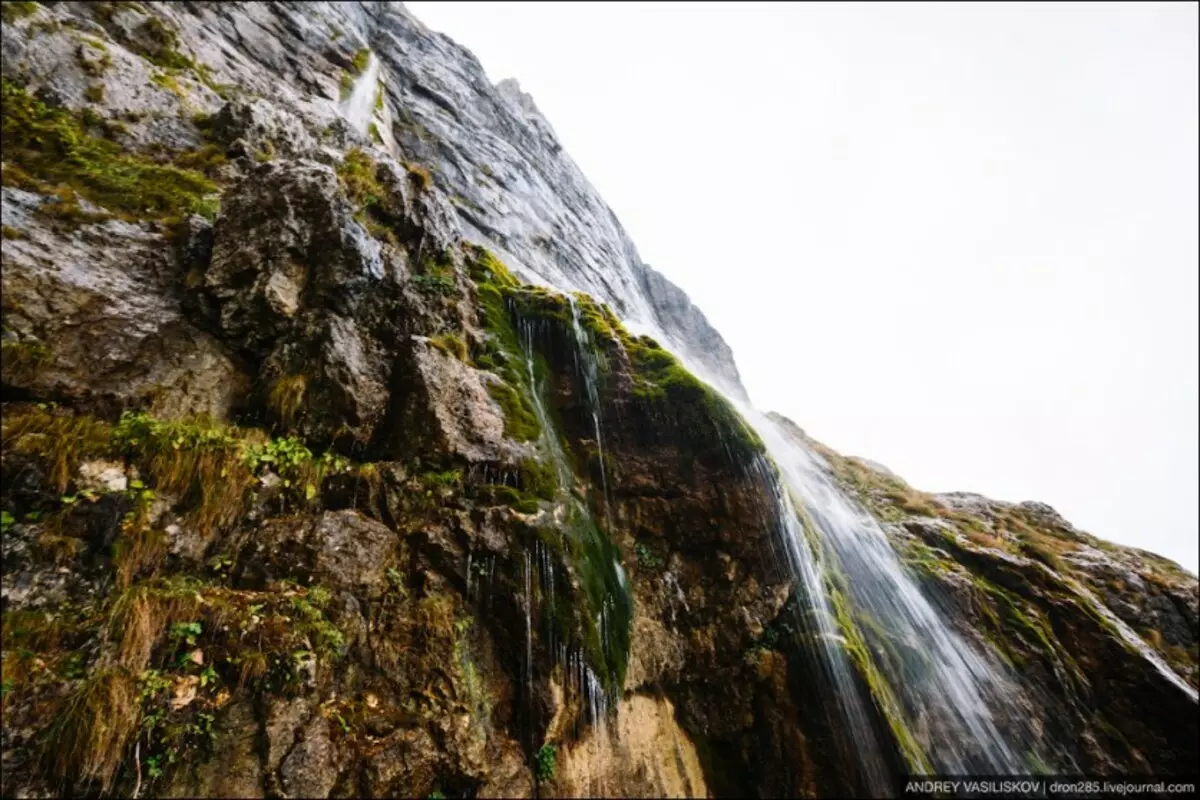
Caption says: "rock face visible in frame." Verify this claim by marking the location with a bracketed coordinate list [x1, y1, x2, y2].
[0, 2, 1196, 799]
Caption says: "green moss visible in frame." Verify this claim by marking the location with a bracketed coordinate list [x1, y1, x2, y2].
[350, 47, 370, 74]
[77, 40, 114, 77]
[466, 249, 543, 443]
[374, 82, 385, 112]
[429, 332, 469, 362]
[487, 380, 540, 442]
[1, 225, 21, 239]
[412, 273, 456, 297]
[519, 457, 558, 501]
[253, 140, 276, 163]
[368, 121, 383, 145]
[336, 147, 383, 210]
[828, 583, 932, 774]
[174, 144, 227, 175]
[84, 83, 105, 103]
[0, 78, 218, 221]
[2, 1, 39, 23]
[478, 484, 541, 514]
[339, 72, 354, 102]
[150, 70, 186, 98]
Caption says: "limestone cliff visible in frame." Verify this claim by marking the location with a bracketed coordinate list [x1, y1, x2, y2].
[1, 2, 1195, 798]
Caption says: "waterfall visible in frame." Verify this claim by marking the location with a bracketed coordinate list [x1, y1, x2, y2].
[747, 407, 1031, 774]
[339, 51, 381, 137]
[540, 283, 1044, 779]
[514, 312, 633, 713]
[568, 295, 611, 512]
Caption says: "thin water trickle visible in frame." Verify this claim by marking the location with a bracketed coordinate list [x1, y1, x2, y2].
[524, 547, 534, 716]
[338, 51, 381, 137]
[568, 296, 611, 511]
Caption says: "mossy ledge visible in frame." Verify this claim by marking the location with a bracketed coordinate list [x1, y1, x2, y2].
[1, 78, 219, 221]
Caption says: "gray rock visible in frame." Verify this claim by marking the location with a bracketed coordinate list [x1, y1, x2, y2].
[384, 337, 528, 465]
[251, 510, 399, 599]
[0, 187, 248, 419]
[209, 97, 318, 159]
[279, 711, 339, 799]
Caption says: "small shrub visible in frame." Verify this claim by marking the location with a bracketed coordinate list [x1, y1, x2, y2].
[535, 743, 556, 781]
[405, 162, 433, 191]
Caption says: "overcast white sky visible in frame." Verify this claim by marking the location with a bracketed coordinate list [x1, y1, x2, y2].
[407, 1, 1199, 573]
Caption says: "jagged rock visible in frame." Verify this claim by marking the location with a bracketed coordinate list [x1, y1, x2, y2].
[0, 187, 247, 419]
[204, 161, 382, 354]
[164, 700, 264, 799]
[384, 338, 524, 464]
[279, 712, 339, 799]
[245, 510, 398, 598]
[208, 97, 318, 159]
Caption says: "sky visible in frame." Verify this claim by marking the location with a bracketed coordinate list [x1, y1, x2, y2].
[406, 1, 1200, 573]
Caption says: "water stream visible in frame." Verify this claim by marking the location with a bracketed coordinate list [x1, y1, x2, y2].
[339, 51, 381, 137]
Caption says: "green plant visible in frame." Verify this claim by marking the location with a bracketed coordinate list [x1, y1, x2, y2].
[1, 510, 15, 533]
[1, 78, 219, 220]
[350, 47, 370, 73]
[535, 743, 556, 780]
[635, 542, 664, 570]
[412, 273, 456, 297]
[84, 83, 105, 103]
[169, 620, 202, 646]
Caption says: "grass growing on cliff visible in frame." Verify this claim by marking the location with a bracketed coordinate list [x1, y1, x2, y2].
[267, 373, 308, 430]
[42, 667, 140, 794]
[466, 246, 542, 442]
[1, 337, 52, 386]
[0, 79, 218, 218]
[0, 78, 218, 220]
[2, 2, 39, 24]
[2, 405, 114, 492]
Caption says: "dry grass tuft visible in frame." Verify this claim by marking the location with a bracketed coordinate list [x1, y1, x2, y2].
[43, 667, 140, 793]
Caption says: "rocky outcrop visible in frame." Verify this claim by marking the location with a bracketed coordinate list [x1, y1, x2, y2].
[1, 2, 1196, 799]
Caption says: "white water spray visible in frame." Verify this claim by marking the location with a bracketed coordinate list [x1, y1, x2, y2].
[339, 51, 380, 137]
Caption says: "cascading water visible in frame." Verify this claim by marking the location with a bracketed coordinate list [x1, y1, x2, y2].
[748, 408, 1034, 774]
[513, 311, 633, 725]
[534, 282, 1052, 782]
[567, 296, 611, 511]
[339, 51, 381, 137]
